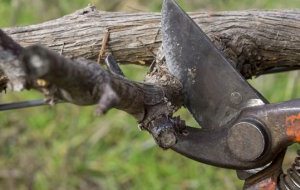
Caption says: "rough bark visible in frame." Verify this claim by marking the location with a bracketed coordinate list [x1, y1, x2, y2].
[4, 5, 300, 78]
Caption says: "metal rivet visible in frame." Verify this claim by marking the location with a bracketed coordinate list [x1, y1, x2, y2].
[230, 92, 243, 105]
[227, 121, 266, 161]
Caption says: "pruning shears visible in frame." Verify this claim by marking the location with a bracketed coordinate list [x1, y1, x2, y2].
[161, 0, 300, 189]
[1, 0, 300, 189]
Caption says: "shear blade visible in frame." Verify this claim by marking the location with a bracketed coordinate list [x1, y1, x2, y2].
[162, 0, 264, 130]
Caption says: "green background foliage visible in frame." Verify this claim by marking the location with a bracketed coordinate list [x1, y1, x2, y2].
[0, 0, 299, 189]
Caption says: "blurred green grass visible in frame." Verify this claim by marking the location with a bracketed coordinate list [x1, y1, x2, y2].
[0, 0, 299, 190]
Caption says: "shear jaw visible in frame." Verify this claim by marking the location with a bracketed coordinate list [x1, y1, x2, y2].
[161, 0, 284, 170]
[162, 0, 265, 131]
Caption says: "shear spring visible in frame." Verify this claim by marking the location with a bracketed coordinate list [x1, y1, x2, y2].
[279, 150, 300, 190]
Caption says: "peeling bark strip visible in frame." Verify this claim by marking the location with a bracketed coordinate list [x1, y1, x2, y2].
[3, 5, 300, 77]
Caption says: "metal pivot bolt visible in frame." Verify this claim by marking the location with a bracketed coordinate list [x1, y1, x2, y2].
[227, 120, 267, 162]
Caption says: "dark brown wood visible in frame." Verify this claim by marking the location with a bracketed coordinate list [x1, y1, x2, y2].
[21, 45, 185, 148]
[3, 5, 300, 78]
[0, 29, 184, 148]
[0, 30, 25, 92]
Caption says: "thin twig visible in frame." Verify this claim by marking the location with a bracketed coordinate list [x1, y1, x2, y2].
[60, 42, 65, 55]
[153, 29, 160, 43]
[136, 37, 156, 57]
[97, 28, 110, 64]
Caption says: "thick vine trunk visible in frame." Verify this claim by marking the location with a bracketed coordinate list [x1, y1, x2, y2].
[0, 30, 183, 148]
[4, 6, 300, 77]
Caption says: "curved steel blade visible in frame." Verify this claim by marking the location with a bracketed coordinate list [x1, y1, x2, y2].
[162, 0, 265, 130]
